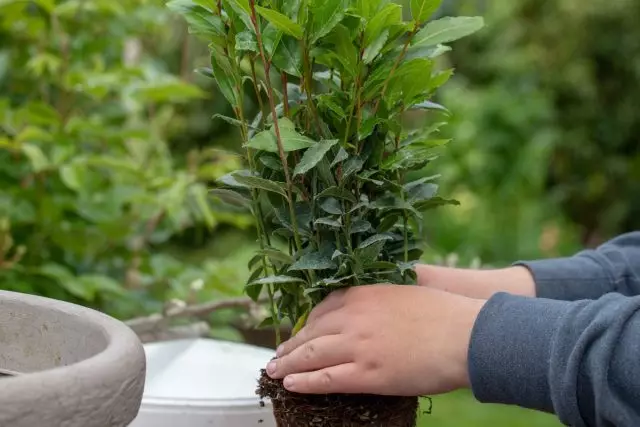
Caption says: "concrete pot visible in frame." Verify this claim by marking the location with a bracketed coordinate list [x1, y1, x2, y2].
[0, 290, 146, 427]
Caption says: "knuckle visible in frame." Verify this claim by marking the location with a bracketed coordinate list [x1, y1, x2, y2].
[303, 342, 316, 361]
[362, 357, 380, 372]
[318, 371, 332, 389]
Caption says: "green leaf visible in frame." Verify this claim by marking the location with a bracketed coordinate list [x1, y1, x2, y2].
[218, 170, 252, 188]
[411, 0, 442, 24]
[277, 118, 317, 150]
[358, 234, 394, 249]
[379, 214, 400, 232]
[258, 247, 294, 265]
[21, 143, 49, 172]
[245, 129, 278, 152]
[263, 23, 284, 58]
[317, 94, 347, 119]
[167, 0, 225, 40]
[235, 30, 258, 53]
[414, 196, 460, 210]
[309, 0, 347, 42]
[293, 139, 339, 176]
[364, 3, 402, 46]
[314, 217, 342, 228]
[325, 25, 359, 76]
[259, 154, 284, 171]
[289, 249, 337, 271]
[223, 0, 254, 29]
[78, 275, 124, 296]
[412, 16, 485, 48]
[365, 261, 397, 270]
[210, 188, 252, 209]
[255, 6, 303, 39]
[363, 29, 389, 64]
[232, 174, 289, 197]
[319, 197, 343, 215]
[410, 100, 450, 114]
[212, 114, 257, 130]
[316, 186, 357, 203]
[355, 240, 386, 264]
[342, 157, 365, 179]
[272, 36, 303, 77]
[359, 116, 382, 140]
[350, 219, 371, 234]
[210, 49, 240, 106]
[59, 163, 83, 191]
[331, 147, 349, 167]
[248, 275, 306, 286]
[404, 44, 452, 62]
[406, 182, 438, 202]
[292, 309, 310, 335]
[388, 58, 433, 106]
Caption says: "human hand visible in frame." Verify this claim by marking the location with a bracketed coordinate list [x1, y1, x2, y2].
[416, 264, 536, 300]
[266, 285, 485, 396]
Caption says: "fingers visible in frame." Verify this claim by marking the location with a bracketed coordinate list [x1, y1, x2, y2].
[282, 363, 378, 395]
[268, 334, 353, 379]
[307, 288, 347, 323]
[276, 310, 345, 357]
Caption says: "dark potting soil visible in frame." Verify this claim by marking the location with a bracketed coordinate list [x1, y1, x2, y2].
[257, 369, 419, 426]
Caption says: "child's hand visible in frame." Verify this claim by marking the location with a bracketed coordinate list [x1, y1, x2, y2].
[266, 285, 485, 396]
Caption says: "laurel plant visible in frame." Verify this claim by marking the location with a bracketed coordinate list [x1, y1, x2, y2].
[168, 0, 484, 342]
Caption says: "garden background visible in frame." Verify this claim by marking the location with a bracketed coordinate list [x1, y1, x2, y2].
[1, 0, 639, 425]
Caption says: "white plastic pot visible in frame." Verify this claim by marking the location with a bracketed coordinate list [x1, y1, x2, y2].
[129, 338, 277, 427]
[0, 290, 146, 427]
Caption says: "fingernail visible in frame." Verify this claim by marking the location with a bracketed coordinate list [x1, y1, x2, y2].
[283, 376, 295, 390]
[276, 345, 284, 357]
[266, 361, 277, 376]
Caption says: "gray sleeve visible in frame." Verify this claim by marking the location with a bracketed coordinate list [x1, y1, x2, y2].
[515, 231, 640, 300]
[468, 292, 640, 427]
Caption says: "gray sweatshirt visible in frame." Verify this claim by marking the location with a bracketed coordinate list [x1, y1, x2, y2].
[468, 231, 640, 427]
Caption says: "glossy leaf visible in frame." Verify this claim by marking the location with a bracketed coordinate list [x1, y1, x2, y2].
[210, 188, 252, 209]
[256, 6, 304, 39]
[410, 0, 442, 24]
[412, 16, 485, 48]
[272, 36, 303, 77]
[316, 186, 357, 203]
[293, 139, 338, 176]
[232, 174, 289, 197]
[309, 0, 347, 42]
[289, 249, 337, 271]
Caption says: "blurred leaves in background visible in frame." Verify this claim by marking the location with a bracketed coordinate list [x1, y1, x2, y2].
[0, 0, 254, 319]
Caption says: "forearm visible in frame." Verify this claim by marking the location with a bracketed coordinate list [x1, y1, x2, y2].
[468, 292, 640, 427]
[517, 231, 640, 300]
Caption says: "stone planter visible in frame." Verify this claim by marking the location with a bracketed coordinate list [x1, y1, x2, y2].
[0, 290, 146, 427]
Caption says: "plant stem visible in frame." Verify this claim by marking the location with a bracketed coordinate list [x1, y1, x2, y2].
[250, 60, 266, 126]
[249, 0, 303, 252]
[234, 67, 282, 345]
[301, 42, 324, 137]
[281, 72, 290, 117]
[372, 24, 420, 116]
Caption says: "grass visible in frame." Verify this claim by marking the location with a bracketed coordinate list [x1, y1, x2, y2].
[417, 392, 561, 427]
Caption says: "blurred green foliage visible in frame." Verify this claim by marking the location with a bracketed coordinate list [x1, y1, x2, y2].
[0, 0, 254, 318]
[416, 0, 639, 265]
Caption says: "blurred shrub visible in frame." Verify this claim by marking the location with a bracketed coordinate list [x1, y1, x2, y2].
[432, 0, 640, 252]
[0, 0, 253, 318]
[415, 0, 639, 264]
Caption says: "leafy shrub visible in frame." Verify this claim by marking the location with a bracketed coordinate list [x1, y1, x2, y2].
[171, 0, 483, 335]
[0, 0, 252, 318]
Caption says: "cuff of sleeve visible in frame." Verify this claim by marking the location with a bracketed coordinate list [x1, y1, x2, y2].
[468, 293, 571, 413]
[515, 254, 614, 301]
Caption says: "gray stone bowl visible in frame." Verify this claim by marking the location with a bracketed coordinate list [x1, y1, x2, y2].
[0, 290, 146, 427]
